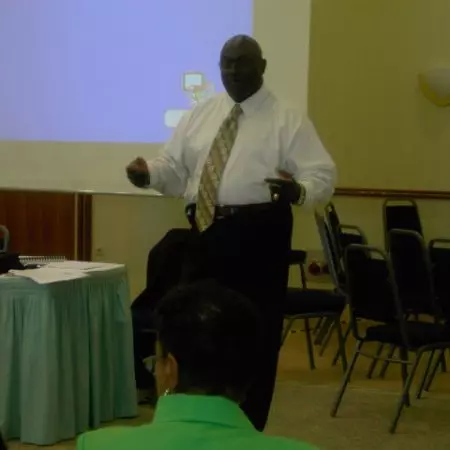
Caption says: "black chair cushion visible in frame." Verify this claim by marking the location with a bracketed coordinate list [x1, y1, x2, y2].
[285, 288, 346, 316]
[365, 322, 450, 349]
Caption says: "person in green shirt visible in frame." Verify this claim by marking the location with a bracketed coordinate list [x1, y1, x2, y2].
[77, 280, 318, 450]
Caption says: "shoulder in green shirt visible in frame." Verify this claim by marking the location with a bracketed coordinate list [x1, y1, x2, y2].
[77, 395, 318, 450]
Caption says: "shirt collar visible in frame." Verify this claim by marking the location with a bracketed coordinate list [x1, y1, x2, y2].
[152, 394, 254, 430]
[226, 84, 271, 116]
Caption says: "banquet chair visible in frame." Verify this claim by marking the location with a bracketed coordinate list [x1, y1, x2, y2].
[325, 202, 368, 274]
[282, 212, 347, 372]
[331, 244, 450, 433]
[375, 229, 445, 381]
[383, 198, 422, 249]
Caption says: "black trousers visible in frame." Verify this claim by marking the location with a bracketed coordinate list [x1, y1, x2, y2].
[132, 202, 293, 431]
[132, 228, 191, 389]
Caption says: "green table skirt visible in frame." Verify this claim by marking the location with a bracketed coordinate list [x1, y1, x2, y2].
[0, 268, 138, 445]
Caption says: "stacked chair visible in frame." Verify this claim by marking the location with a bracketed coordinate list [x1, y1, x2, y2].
[283, 210, 348, 373]
[383, 198, 423, 248]
[325, 202, 368, 269]
[367, 199, 424, 379]
[329, 198, 450, 433]
[284, 199, 450, 432]
[374, 200, 450, 379]
[330, 236, 450, 433]
[323, 203, 373, 366]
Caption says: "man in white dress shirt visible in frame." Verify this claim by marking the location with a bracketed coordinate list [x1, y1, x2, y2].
[127, 35, 336, 430]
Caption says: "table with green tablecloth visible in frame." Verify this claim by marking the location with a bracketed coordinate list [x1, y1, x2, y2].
[0, 266, 138, 445]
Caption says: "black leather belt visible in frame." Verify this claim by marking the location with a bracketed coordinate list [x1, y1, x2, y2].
[186, 203, 273, 223]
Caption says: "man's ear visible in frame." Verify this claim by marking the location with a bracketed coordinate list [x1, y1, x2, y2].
[260, 59, 267, 75]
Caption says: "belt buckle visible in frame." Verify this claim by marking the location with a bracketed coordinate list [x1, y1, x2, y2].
[216, 204, 233, 220]
[215, 204, 224, 220]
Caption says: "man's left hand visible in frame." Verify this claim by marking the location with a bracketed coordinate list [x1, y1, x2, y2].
[265, 171, 303, 204]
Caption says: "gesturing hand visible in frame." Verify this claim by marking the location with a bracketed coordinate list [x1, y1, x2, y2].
[265, 170, 303, 204]
[126, 157, 150, 188]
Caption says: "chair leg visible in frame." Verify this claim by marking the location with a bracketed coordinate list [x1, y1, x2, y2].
[299, 262, 308, 289]
[332, 322, 352, 366]
[312, 317, 325, 336]
[367, 343, 385, 379]
[416, 350, 435, 399]
[315, 316, 334, 347]
[335, 316, 348, 372]
[440, 350, 447, 373]
[319, 318, 336, 355]
[389, 351, 423, 434]
[399, 348, 410, 407]
[304, 318, 316, 370]
[379, 345, 396, 379]
[281, 318, 296, 346]
[330, 340, 363, 417]
[424, 349, 445, 392]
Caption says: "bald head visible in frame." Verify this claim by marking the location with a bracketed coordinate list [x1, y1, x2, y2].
[219, 35, 267, 103]
[220, 35, 263, 60]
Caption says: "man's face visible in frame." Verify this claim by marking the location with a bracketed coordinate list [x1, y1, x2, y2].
[220, 40, 266, 103]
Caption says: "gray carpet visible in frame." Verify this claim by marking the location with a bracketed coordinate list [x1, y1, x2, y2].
[267, 381, 450, 449]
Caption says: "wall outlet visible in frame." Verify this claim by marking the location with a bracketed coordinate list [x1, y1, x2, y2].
[94, 247, 104, 258]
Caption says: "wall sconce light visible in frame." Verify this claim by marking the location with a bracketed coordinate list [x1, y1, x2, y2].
[418, 68, 450, 107]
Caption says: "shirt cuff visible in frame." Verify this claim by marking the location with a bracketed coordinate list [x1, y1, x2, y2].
[297, 181, 311, 206]
[145, 160, 157, 189]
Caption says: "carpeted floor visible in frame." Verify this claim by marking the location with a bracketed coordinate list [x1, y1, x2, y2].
[8, 324, 450, 449]
[267, 381, 450, 449]
[10, 381, 450, 450]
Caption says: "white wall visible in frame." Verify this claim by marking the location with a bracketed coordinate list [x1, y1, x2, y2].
[309, 0, 450, 192]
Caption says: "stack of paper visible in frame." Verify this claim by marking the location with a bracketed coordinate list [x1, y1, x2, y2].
[9, 268, 88, 285]
[8, 260, 124, 285]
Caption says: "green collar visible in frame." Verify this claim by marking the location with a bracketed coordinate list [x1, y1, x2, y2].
[153, 394, 254, 430]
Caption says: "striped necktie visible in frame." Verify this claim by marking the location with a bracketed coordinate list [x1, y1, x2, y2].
[195, 104, 243, 232]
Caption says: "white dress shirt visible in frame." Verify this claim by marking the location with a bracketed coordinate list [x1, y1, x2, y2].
[147, 85, 336, 206]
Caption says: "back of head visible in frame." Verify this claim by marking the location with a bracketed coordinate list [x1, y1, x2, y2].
[155, 280, 263, 402]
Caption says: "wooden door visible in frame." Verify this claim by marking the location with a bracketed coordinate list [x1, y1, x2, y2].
[0, 190, 92, 259]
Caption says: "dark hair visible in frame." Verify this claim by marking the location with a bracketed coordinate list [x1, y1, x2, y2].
[154, 280, 263, 402]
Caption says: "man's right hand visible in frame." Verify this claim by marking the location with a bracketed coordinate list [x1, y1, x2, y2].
[126, 157, 151, 188]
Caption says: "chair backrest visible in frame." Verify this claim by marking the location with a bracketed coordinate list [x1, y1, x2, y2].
[344, 244, 409, 344]
[324, 202, 342, 261]
[389, 229, 440, 318]
[315, 211, 341, 289]
[314, 211, 343, 293]
[383, 199, 422, 248]
[429, 239, 450, 320]
[0, 225, 9, 252]
[324, 202, 367, 266]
